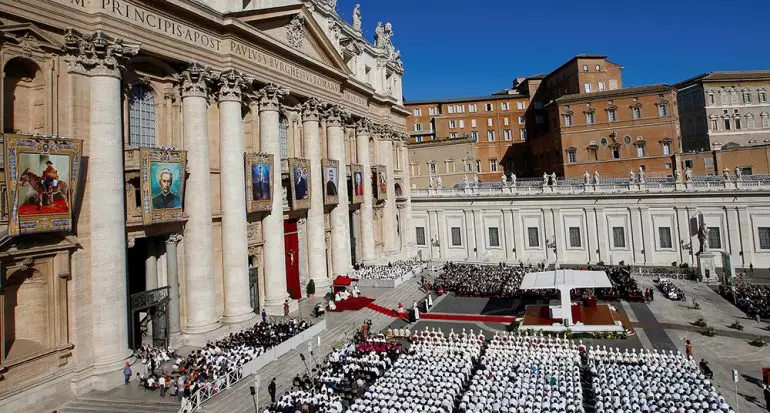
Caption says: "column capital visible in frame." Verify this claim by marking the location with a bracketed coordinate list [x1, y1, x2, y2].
[323, 104, 350, 127]
[63, 29, 139, 77]
[258, 83, 289, 112]
[166, 233, 183, 244]
[355, 117, 374, 135]
[179, 62, 213, 98]
[217, 69, 251, 103]
[301, 97, 324, 122]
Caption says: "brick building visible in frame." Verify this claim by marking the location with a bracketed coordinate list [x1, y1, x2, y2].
[407, 138, 476, 189]
[530, 84, 681, 178]
[405, 93, 530, 182]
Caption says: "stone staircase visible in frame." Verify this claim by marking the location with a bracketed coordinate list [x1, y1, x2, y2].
[59, 395, 179, 413]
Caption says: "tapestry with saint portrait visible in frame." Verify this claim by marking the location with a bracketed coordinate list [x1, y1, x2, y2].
[350, 164, 364, 204]
[140, 148, 187, 225]
[245, 152, 274, 213]
[288, 157, 312, 210]
[322, 159, 339, 206]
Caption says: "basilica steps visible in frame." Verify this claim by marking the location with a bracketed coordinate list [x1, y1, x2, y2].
[59, 395, 180, 413]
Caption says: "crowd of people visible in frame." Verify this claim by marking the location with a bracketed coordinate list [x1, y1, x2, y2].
[723, 275, 770, 319]
[593, 267, 645, 301]
[349, 258, 424, 281]
[433, 262, 533, 296]
[588, 346, 732, 413]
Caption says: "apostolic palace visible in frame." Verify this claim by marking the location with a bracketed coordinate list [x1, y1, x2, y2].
[0, 0, 415, 409]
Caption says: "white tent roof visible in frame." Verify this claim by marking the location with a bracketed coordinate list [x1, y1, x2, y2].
[519, 269, 612, 290]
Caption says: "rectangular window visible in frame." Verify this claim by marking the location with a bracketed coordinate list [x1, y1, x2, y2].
[759, 228, 770, 250]
[586, 112, 595, 124]
[564, 114, 573, 126]
[583, 64, 589, 72]
[470, 131, 478, 141]
[748, 116, 755, 129]
[705, 158, 713, 168]
[724, 118, 731, 130]
[501, 102, 510, 110]
[632, 107, 641, 119]
[731, 92, 738, 104]
[429, 163, 436, 174]
[471, 119, 477, 128]
[598, 81, 605, 91]
[527, 227, 540, 247]
[584, 83, 591, 93]
[612, 227, 626, 248]
[518, 116, 526, 125]
[709, 94, 715, 105]
[414, 123, 422, 132]
[487, 131, 495, 141]
[449, 120, 456, 128]
[595, 64, 601, 71]
[464, 162, 472, 172]
[708, 227, 722, 249]
[684, 159, 693, 169]
[658, 227, 673, 249]
[735, 118, 742, 130]
[589, 148, 598, 161]
[504, 129, 512, 141]
[476, 160, 481, 172]
[663, 142, 671, 155]
[711, 119, 719, 130]
[612, 147, 620, 159]
[636, 145, 646, 157]
[569, 227, 582, 248]
[469, 104, 477, 112]
[520, 129, 527, 140]
[413, 108, 422, 116]
[665, 162, 672, 169]
[486, 103, 493, 111]
[429, 107, 437, 116]
[459, 120, 465, 128]
[503, 117, 510, 126]
[415, 136, 423, 143]
[448, 106, 455, 114]
[744, 92, 752, 104]
[490, 159, 498, 172]
[487, 118, 493, 127]
[607, 109, 616, 122]
[741, 167, 753, 175]
[451, 227, 462, 246]
[658, 104, 668, 117]
[416, 227, 426, 246]
[450, 132, 457, 139]
[567, 150, 576, 163]
[763, 116, 770, 128]
[488, 227, 500, 247]
[760, 92, 767, 103]
[517, 102, 526, 110]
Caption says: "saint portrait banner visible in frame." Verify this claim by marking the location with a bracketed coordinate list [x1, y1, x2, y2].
[4, 134, 83, 237]
[245, 153, 274, 213]
[322, 159, 339, 206]
[350, 164, 364, 204]
[140, 148, 187, 225]
[374, 165, 387, 201]
[288, 158, 311, 210]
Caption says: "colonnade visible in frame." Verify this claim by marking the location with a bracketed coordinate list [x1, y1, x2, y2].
[72, 31, 410, 387]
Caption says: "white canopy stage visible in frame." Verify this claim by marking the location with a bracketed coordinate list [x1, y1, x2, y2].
[520, 269, 612, 325]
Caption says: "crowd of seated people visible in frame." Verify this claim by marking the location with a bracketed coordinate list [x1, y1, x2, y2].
[461, 333, 584, 413]
[588, 346, 732, 413]
[266, 336, 403, 413]
[347, 327, 483, 413]
[433, 262, 538, 297]
[349, 258, 424, 280]
[722, 275, 770, 319]
[593, 266, 644, 301]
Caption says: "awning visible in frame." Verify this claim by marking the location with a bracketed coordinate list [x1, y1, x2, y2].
[519, 269, 612, 290]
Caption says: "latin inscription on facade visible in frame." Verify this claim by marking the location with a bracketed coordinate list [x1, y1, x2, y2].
[343, 90, 368, 108]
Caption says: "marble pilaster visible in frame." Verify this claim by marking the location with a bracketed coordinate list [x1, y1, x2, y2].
[217, 70, 255, 323]
[325, 105, 352, 276]
[301, 98, 329, 290]
[377, 136, 396, 254]
[258, 84, 291, 314]
[180, 63, 220, 334]
[165, 234, 182, 335]
[356, 118, 376, 263]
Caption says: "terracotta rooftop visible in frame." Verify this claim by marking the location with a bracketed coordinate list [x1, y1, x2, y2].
[553, 84, 674, 104]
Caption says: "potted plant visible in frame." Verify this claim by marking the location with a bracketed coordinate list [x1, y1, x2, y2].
[306, 279, 316, 298]
[692, 318, 707, 328]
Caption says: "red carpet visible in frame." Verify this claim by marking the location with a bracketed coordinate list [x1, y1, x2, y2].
[18, 197, 69, 215]
[421, 313, 516, 323]
[329, 297, 375, 312]
[366, 302, 408, 319]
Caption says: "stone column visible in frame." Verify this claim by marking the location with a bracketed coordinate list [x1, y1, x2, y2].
[179, 63, 220, 334]
[325, 105, 352, 276]
[302, 98, 330, 290]
[145, 239, 158, 290]
[166, 234, 182, 335]
[399, 140, 415, 249]
[258, 84, 290, 314]
[217, 70, 255, 324]
[356, 118, 376, 263]
[378, 136, 397, 255]
[64, 30, 138, 388]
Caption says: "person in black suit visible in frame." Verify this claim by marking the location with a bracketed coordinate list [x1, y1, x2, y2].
[294, 168, 308, 200]
[326, 168, 337, 196]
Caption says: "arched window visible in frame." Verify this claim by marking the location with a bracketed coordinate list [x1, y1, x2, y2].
[128, 84, 156, 148]
[279, 114, 289, 159]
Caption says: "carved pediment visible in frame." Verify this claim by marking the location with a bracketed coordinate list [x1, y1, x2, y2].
[1, 23, 63, 57]
[232, 6, 350, 75]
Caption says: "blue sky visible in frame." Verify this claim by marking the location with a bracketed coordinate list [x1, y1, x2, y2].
[334, 0, 770, 101]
